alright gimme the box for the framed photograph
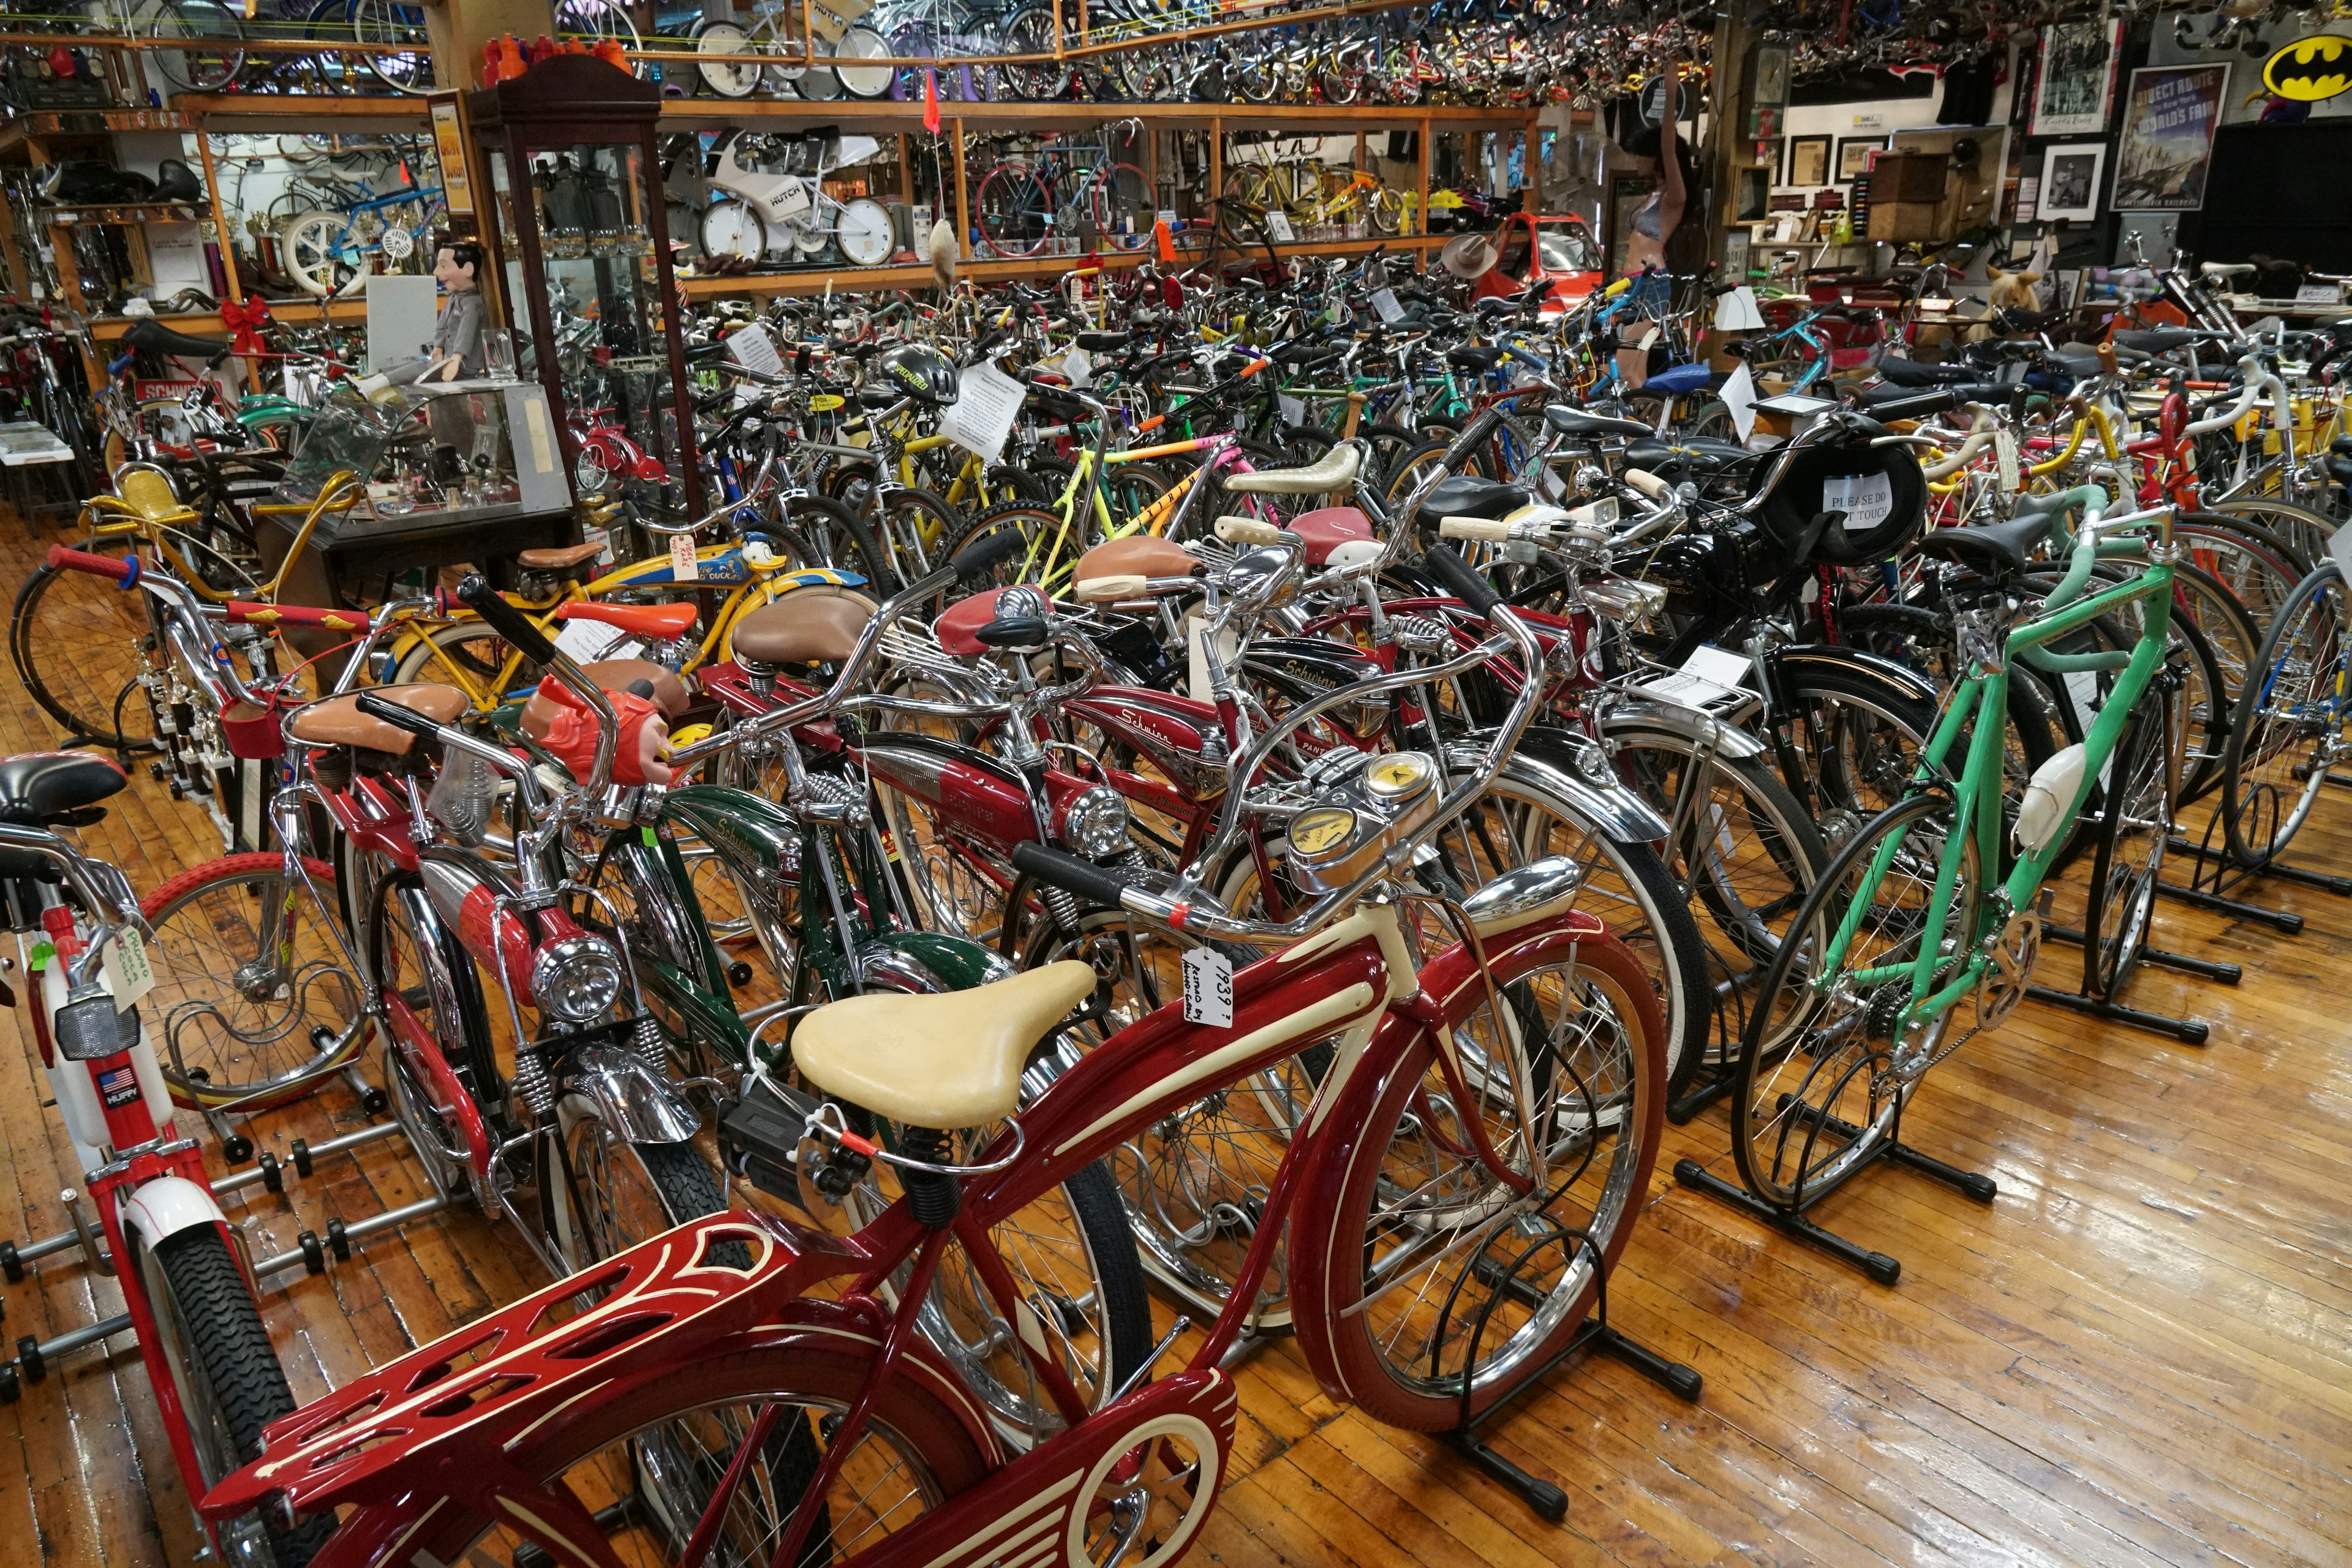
[1835,135,1887,183]
[1787,135,1831,187]
[2113,64,2230,211]
[2037,143,2107,222]
[2030,18,2125,137]
[1735,165,1771,222]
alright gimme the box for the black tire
[560,1115,750,1272]
[2082,689,2178,999]
[10,550,156,749]
[872,484,965,580]
[141,1226,336,1566]
[778,492,899,595]
[938,499,1057,597]
[2221,561,2346,866]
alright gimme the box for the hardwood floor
[2,513,2350,1568]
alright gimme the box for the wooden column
[896,132,912,206]
[951,116,971,260]
[1416,115,1431,244]
[1209,115,1222,203]
[1706,7,1755,271]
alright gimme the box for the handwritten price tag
[1181,946,1233,1027]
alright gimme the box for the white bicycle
[699,130,895,268]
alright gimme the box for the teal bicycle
[1697,484,2184,1279]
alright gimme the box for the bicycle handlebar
[222,600,372,632]
[2182,354,2285,437]
[45,545,133,582]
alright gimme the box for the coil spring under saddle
[897,1126,962,1227]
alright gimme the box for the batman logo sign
[2264,34,2352,102]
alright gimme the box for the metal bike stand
[196,1021,392,1164]
[1675,1090,1999,1287]
[0,1120,408,1283]
[2024,922,2237,1046]
[1666,963,1755,1125]
[2166,790,2352,908]
[1435,1219,1700,1522]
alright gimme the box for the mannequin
[361,241,488,393]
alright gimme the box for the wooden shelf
[86,299,366,341]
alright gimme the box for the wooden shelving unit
[681,232,1449,298]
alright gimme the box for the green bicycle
[1698,484,2184,1280]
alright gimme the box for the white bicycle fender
[118,1175,229,1248]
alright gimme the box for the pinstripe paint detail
[502,1378,613,1452]
[995,1531,1061,1568]
[381,1494,445,1564]
[496,1494,590,1555]
[917,1471,1082,1568]
[1051,984,1378,1158]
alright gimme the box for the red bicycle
[203,546,1683,1562]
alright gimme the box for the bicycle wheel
[992,3,1063,99]
[141,852,364,1114]
[692,17,761,96]
[777,493,897,594]
[2171,511,2310,635]
[1299,925,1665,1430]
[1087,162,1155,250]
[938,500,1057,594]
[279,211,369,300]
[975,163,1055,258]
[1730,791,1977,1212]
[132,1226,334,1566]
[554,0,642,59]
[149,0,245,92]
[345,0,431,92]
[10,543,154,748]
[2221,560,2348,866]
[2082,686,2180,999]
[829,22,894,98]
[368,870,497,1196]
[390,619,531,703]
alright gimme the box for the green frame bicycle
[1708,484,2184,1276]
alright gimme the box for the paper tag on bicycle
[728,323,785,379]
[1278,394,1306,428]
[101,926,156,1012]
[1993,428,2021,495]
[669,532,701,583]
[1266,212,1295,243]
[1058,346,1092,388]
[942,362,1025,465]
[1372,287,1405,324]
[1637,326,1660,352]
[1182,946,1233,1027]
[2329,519,2352,587]
[554,615,631,664]
[1821,471,1894,533]
[1568,496,1618,529]
[1638,644,1749,711]
[583,524,616,565]
[772,179,813,221]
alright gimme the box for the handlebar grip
[223,600,372,632]
[1074,573,1147,603]
[1442,409,1504,472]
[1438,517,1512,542]
[1215,514,1283,546]
[454,575,562,668]
[1420,544,1504,619]
[44,545,132,581]
[1622,468,1672,500]
[107,351,135,377]
[1862,389,1960,423]
[955,525,1026,582]
[1011,842,1133,908]
[354,690,448,738]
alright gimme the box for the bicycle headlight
[1057,785,1133,860]
[530,934,625,1023]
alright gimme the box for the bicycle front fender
[116,1174,229,1251]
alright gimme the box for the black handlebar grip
[1420,545,1504,620]
[956,526,1026,582]
[353,690,449,737]
[454,575,562,669]
[1011,842,1133,908]
[1442,409,1505,472]
[1865,388,1961,422]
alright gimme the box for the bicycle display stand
[1674,1091,2000,1286]
[2165,802,2350,916]
[1436,1219,1700,1522]
[2021,848,2241,1045]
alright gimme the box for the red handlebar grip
[44,545,131,581]
[223,600,372,633]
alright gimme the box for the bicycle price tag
[1994,428,2021,495]
[1636,643,1751,712]
[1278,394,1306,428]
[669,532,701,583]
[2329,519,2352,587]
[1371,287,1405,324]
[1181,946,1233,1028]
[772,179,813,221]
[1821,471,1895,533]
[941,361,1026,464]
[1058,345,1092,388]
[101,925,157,1012]
[1266,211,1295,244]
[728,322,785,379]
[554,616,631,664]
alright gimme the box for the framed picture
[2030,18,2125,137]
[2113,64,2230,211]
[2037,142,2106,222]
[1787,135,1831,187]
[1836,135,1887,183]
[1735,165,1771,222]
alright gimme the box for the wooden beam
[951,116,971,262]
[1416,115,1431,242]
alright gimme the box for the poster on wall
[2037,143,2107,222]
[2030,18,2125,136]
[2114,65,2230,210]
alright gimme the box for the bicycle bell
[1283,750,1441,892]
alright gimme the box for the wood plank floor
[2,513,2350,1568]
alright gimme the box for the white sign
[940,361,1026,465]
[1265,211,1295,243]
[1180,944,1234,1027]
[1058,345,1092,388]
[1278,393,1306,428]
[102,925,157,1012]
[1719,361,1758,443]
[2296,283,2342,306]
[727,322,785,377]
[554,616,632,663]
[1637,643,1752,711]
[1822,470,1896,533]
[1994,428,2021,495]
[1371,286,1404,324]
[1712,286,1766,333]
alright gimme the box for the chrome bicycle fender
[558,1044,701,1145]
[1446,727,1672,844]
[1594,698,1768,761]
[1774,643,1943,706]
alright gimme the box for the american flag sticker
[98,1065,141,1109]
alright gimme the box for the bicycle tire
[2220,560,2346,867]
[974,162,1054,258]
[343,0,431,92]
[279,209,368,300]
[1295,924,1665,1429]
[938,500,1061,594]
[369,870,497,1196]
[2082,688,2179,1000]
[148,0,246,91]
[137,1226,336,1566]
[9,544,154,749]
[779,492,898,595]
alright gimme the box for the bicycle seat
[107,467,199,527]
[1221,442,1360,496]
[0,751,126,823]
[2113,328,2220,355]
[289,684,467,757]
[1076,330,1131,352]
[1422,473,1528,521]
[1073,533,1197,592]
[121,317,232,363]
[1544,405,1651,440]
[557,600,698,642]
[1446,345,1503,372]
[1876,356,1977,388]
[1289,506,1379,567]
[729,585,877,666]
[792,960,1096,1128]
[516,543,608,574]
[1634,363,1716,398]
[1909,513,2058,575]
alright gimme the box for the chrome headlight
[530,934,625,1023]
[1057,785,1133,859]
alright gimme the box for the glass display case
[278,379,571,533]
[466,55,701,513]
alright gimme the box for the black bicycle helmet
[875,341,959,408]
[1748,415,1926,567]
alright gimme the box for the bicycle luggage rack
[1434,1215,1700,1521]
